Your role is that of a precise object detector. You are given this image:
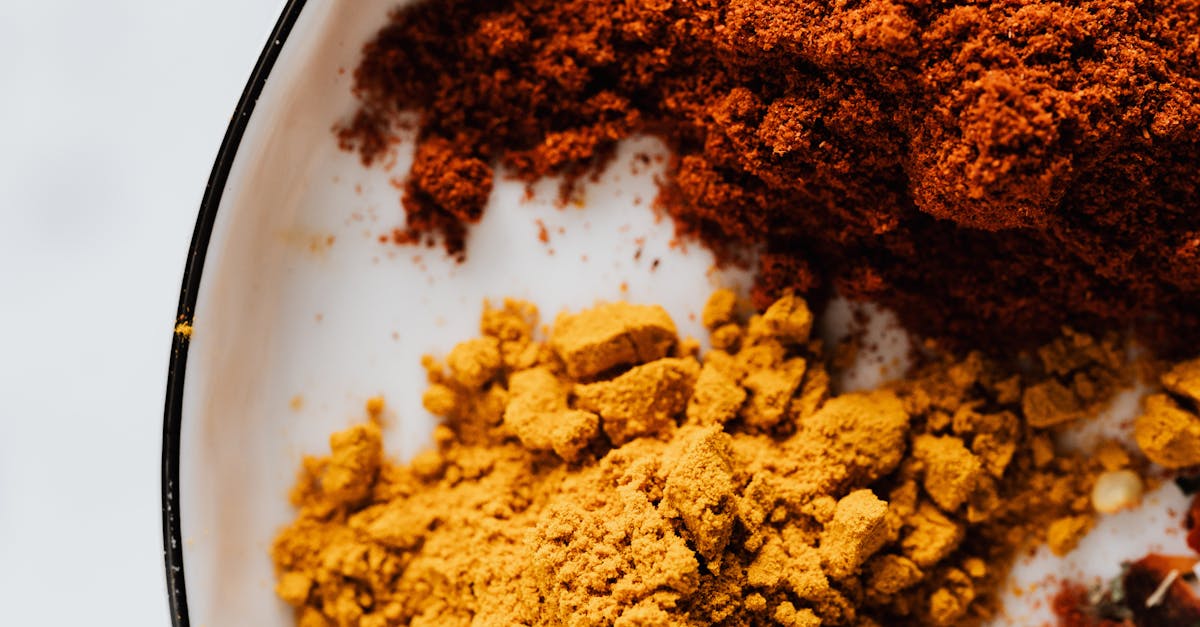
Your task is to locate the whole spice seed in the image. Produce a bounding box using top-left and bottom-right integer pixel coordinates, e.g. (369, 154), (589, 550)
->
(1091, 469), (1144, 515)
(340, 0), (1200, 352)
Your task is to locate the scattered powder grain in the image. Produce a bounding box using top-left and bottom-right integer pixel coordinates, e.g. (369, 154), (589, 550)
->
(271, 291), (1134, 626)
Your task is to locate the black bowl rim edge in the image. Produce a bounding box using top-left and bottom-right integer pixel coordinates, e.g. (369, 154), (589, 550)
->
(162, 1), (310, 624)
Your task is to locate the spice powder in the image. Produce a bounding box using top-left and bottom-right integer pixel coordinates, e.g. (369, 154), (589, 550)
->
(340, 0), (1200, 352)
(271, 291), (1133, 626)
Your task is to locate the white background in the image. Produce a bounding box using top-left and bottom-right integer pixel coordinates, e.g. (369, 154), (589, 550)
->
(0, 2), (284, 624)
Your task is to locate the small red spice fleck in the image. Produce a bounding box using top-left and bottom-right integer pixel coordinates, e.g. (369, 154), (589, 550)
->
(535, 220), (549, 244)
(1184, 493), (1200, 553)
(390, 228), (419, 245)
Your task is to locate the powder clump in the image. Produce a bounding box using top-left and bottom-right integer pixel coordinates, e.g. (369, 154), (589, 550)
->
(1163, 358), (1200, 403)
(549, 301), (677, 379)
(1133, 356), (1200, 469)
(272, 293), (1129, 625)
(503, 366), (599, 460)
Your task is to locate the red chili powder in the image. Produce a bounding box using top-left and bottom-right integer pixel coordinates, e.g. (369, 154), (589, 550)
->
(339, 0), (1200, 350)
(1186, 493), (1200, 555)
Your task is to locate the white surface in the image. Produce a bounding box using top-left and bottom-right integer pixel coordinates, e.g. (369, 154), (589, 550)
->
(0, 2), (284, 626)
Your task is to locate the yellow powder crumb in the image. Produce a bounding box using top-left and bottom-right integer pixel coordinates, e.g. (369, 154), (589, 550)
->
(364, 395), (384, 418)
(801, 391), (910, 487)
(745, 534), (830, 603)
(760, 290), (813, 345)
(902, 501), (964, 568)
(1031, 434), (1057, 467)
(549, 301), (677, 378)
(174, 321), (192, 338)
(741, 357), (807, 428)
(963, 557), (988, 579)
(1037, 328), (1121, 376)
(481, 298), (541, 369)
(445, 336), (502, 389)
(574, 357), (699, 444)
(819, 489), (889, 579)
(320, 422), (382, 505)
(928, 568), (976, 626)
(276, 571), (312, 606)
(685, 363), (746, 425)
(1134, 393), (1200, 468)
(661, 426), (736, 564)
(1046, 515), (1093, 555)
(1162, 357), (1200, 403)
(792, 362), (830, 421)
(1094, 439), (1131, 471)
(773, 601), (821, 627)
(503, 367), (599, 460)
(1022, 379), (1085, 427)
(868, 554), (924, 596)
(971, 431), (1019, 479)
(993, 375), (1022, 405)
(701, 288), (737, 329)
(912, 434), (985, 512)
(710, 323), (742, 351)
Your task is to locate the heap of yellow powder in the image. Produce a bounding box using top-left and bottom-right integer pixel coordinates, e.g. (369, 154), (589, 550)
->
(271, 291), (1132, 626)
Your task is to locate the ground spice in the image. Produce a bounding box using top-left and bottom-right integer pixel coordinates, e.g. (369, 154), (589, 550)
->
(1134, 357), (1200, 469)
(339, 0), (1200, 351)
(1187, 493), (1200, 554)
(271, 291), (1132, 626)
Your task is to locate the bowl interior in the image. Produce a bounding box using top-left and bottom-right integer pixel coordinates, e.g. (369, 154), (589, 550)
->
(173, 3), (1192, 625)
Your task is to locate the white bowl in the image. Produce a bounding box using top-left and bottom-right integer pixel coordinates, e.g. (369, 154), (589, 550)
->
(162, 2), (1193, 625)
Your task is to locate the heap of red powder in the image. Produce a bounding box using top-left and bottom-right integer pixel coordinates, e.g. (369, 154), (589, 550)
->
(340, 0), (1200, 350)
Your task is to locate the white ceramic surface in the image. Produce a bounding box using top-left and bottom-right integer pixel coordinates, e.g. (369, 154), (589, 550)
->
(175, 3), (1192, 625)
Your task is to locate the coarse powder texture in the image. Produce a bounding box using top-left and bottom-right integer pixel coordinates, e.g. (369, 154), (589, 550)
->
(1134, 356), (1200, 469)
(338, 0), (1200, 352)
(271, 291), (1134, 626)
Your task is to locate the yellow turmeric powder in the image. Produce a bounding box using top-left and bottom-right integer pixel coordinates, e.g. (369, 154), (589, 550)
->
(272, 291), (1132, 626)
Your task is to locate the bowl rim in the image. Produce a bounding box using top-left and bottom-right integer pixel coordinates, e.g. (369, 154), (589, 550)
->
(161, 2), (310, 624)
